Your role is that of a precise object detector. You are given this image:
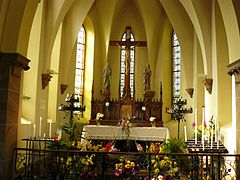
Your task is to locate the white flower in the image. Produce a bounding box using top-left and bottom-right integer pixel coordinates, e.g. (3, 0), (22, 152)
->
(142, 106), (146, 111)
(96, 113), (104, 120)
(150, 117), (155, 122)
(105, 102), (109, 107)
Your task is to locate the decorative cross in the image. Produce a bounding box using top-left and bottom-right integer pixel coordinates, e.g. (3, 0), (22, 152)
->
(110, 26), (147, 99)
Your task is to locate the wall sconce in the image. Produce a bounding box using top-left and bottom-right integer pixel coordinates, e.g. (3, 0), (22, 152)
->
(203, 78), (213, 94)
(186, 88), (194, 98)
(60, 84), (68, 94)
(42, 73), (52, 89)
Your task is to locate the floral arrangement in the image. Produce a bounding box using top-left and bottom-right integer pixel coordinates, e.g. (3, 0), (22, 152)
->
(147, 142), (163, 154)
(65, 154), (97, 178)
(96, 112), (104, 125)
(192, 117), (216, 141)
(118, 119), (132, 138)
(150, 116), (156, 127)
(85, 140), (106, 152)
(192, 121), (207, 141)
(114, 156), (139, 178)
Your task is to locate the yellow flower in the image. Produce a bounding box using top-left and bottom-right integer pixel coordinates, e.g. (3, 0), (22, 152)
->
(66, 157), (72, 165)
(125, 163), (131, 169)
(154, 168), (160, 174)
(151, 159), (155, 164)
(130, 161), (135, 167)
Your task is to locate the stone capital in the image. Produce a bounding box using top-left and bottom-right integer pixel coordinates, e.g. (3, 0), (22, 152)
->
(227, 59), (240, 84)
(0, 52), (30, 77)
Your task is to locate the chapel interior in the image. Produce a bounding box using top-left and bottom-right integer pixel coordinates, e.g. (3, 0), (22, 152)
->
(1, 0), (240, 179)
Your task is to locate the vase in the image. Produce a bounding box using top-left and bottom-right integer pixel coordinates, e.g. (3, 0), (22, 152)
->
(96, 121), (100, 126)
(151, 122), (155, 127)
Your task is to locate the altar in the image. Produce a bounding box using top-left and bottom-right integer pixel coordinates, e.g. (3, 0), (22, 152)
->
(82, 125), (170, 142)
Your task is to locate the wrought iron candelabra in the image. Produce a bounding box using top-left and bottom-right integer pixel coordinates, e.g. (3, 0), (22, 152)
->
(166, 96), (192, 139)
(58, 94), (86, 119)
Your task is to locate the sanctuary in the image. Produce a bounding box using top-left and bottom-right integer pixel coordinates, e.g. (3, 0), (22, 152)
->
(90, 27), (163, 127)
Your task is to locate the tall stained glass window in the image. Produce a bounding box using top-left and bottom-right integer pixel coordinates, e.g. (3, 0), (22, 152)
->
(75, 26), (86, 112)
(120, 32), (135, 97)
(172, 31), (181, 102)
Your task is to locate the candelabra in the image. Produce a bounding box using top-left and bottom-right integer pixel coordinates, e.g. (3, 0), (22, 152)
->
(58, 94), (86, 142)
(166, 96), (192, 139)
(58, 94), (86, 119)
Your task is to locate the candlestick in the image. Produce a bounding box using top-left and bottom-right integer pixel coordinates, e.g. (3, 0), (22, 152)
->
(49, 119), (52, 138)
(194, 108), (197, 144)
(184, 126), (187, 142)
(33, 124), (36, 137)
(39, 117), (42, 137)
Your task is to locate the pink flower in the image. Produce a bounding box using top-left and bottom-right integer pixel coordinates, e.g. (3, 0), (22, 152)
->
(192, 122), (196, 128)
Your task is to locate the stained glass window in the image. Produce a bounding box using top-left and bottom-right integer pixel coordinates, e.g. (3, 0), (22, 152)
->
(120, 33), (135, 97)
(172, 31), (181, 102)
(75, 26), (86, 115)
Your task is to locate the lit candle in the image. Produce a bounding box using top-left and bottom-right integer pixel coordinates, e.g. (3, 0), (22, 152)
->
(210, 128), (213, 149)
(203, 138), (205, 151)
(214, 117), (217, 142)
(28, 121), (31, 138)
(33, 124), (36, 137)
(39, 117), (42, 137)
(194, 108), (197, 144)
(49, 119), (52, 138)
(216, 127), (219, 149)
(202, 106), (205, 145)
(184, 126), (187, 142)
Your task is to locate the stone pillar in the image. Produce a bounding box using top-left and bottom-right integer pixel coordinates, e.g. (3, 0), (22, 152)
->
(228, 59), (240, 152)
(0, 52), (30, 179)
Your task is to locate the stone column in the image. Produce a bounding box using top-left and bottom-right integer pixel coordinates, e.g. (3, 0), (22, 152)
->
(0, 52), (30, 179)
(228, 59), (240, 153)
(228, 59), (240, 180)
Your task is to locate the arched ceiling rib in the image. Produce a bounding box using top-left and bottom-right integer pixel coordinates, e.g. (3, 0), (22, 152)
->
(179, 0), (211, 76)
(217, 0), (240, 62)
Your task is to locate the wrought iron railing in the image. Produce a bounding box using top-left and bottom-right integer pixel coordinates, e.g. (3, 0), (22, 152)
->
(14, 147), (240, 179)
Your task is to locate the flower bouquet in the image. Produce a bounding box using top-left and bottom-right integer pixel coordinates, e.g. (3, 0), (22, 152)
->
(114, 156), (139, 179)
(96, 113), (104, 126)
(119, 119), (132, 138)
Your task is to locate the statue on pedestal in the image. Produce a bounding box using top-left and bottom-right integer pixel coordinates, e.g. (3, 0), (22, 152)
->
(143, 64), (151, 91)
(103, 63), (112, 90)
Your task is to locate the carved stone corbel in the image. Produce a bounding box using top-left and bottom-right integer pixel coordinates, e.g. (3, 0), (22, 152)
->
(203, 78), (213, 94)
(186, 88), (194, 98)
(60, 84), (68, 94)
(42, 73), (52, 89)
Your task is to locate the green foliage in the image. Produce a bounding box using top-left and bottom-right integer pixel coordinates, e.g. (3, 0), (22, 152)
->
(61, 117), (83, 143)
(162, 138), (187, 154)
(47, 139), (71, 150)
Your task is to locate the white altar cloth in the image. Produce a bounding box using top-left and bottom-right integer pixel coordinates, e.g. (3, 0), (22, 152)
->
(82, 125), (170, 142)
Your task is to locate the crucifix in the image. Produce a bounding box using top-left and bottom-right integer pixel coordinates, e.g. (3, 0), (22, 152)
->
(110, 26), (147, 100)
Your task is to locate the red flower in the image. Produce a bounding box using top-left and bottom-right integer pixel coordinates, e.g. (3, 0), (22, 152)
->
(105, 143), (112, 152)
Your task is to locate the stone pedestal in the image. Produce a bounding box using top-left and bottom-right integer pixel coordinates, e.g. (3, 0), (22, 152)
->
(0, 52), (30, 179)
